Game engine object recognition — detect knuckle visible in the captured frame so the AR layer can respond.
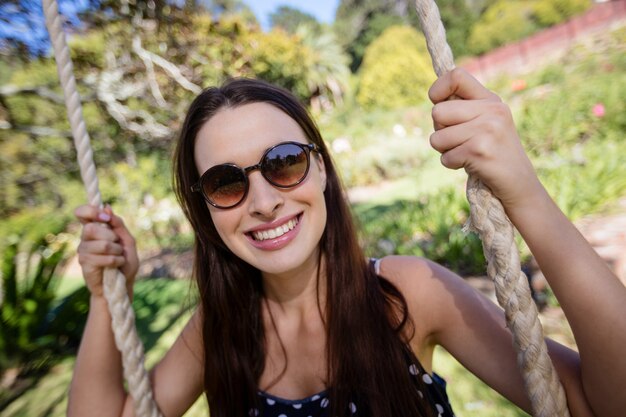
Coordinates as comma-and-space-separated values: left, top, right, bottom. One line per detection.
427, 86, 435, 103
490, 92, 503, 102
449, 67, 465, 85
482, 117, 501, 135
107, 255, 119, 267
83, 222, 96, 237
431, 104, 443, 122
491, 102, 510, 118
430, 132, 446, 153
80, 224, 89, 239
471, 139, 490, 158
429, 133, 438, 151
440, 153, 454, 169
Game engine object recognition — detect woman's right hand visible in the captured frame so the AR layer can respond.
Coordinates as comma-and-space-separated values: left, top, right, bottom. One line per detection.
74, 204, 139, 297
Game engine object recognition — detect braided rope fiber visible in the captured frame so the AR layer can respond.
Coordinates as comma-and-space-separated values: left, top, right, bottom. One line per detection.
42, 1, 162, 416
413, 1, 570, 416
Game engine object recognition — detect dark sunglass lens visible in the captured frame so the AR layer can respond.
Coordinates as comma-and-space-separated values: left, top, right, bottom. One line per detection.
202, 165, 246, 207
263, 144, 308, 187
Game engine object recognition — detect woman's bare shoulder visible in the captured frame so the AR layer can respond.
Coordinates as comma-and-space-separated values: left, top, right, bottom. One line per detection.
375, 256, 458, 345
376, 255, 452, 300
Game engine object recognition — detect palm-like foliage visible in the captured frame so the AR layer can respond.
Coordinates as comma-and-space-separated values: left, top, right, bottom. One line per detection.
296, 25, 351, 112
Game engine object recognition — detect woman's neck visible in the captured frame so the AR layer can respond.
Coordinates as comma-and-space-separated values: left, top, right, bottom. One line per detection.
261, 253, 327, 318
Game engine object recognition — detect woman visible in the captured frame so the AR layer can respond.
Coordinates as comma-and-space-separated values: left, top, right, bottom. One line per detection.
69, 69, 626, 417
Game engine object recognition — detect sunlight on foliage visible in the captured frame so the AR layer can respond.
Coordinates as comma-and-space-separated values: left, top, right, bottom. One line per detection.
357, 25, 436, 109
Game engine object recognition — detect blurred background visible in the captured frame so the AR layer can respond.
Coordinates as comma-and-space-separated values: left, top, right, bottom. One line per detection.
1, 0, 625, 415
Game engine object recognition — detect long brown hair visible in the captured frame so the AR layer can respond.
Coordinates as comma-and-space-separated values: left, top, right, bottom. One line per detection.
173, 78, 436, 417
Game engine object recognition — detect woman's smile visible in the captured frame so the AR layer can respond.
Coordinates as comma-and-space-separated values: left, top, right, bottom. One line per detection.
246, 212, 303, 250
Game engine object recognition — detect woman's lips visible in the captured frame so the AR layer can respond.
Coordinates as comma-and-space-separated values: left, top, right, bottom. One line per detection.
246, 213, 302, 251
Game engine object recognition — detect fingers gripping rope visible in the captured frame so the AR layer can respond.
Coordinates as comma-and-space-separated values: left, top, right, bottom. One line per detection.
42, 1, 162, 416
413, 1, 570, 416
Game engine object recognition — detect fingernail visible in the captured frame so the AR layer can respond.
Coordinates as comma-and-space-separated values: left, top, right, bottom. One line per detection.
98, 212, 111, 222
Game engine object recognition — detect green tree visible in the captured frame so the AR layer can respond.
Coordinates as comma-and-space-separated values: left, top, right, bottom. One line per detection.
0, 10, 311, 216
334, 0, 478, 70
295, 26, 351, 111
468, 0, 539, 54
347, 12, 404, 72
334, 0, 412, 71
468, 0, 592, 55
533, 0, 590, 27
357, 25, 436, 109
269, 5, 321, 34
437, 0, 480, 58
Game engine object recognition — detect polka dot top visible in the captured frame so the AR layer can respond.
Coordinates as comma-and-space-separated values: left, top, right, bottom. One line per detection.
252, 360, 454, 417
247, 259, 455, 417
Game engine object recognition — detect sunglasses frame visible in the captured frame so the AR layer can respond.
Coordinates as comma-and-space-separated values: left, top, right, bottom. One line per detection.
191, 141, 320, 209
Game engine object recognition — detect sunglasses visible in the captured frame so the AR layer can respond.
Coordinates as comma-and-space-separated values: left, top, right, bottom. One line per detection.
191, 141, 320, 209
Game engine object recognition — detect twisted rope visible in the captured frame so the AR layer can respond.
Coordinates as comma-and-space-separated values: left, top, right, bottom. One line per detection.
414, 1, 570, 416
42, 1, 162, 416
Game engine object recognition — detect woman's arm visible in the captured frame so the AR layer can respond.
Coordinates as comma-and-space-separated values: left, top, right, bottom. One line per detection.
68, 294, 128, 417
423, 68, 626, 416
68, 205, 138, 417
505, 183, 626, 417
69, 206, 204, 417
382, 255, 594, 416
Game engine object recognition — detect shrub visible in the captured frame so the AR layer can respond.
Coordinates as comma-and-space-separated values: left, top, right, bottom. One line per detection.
355, 188, 486, 275
468, 0, 592, 55
357, 26, 436, 110
0, 209, 72, 372
248, 30, 312, 101
533, 0, 591, 27
96, 155, 191, 253
516, 48, 625, 156
537, 138, 626, 220
69, 31, 107, 69
468, 0, 538, 55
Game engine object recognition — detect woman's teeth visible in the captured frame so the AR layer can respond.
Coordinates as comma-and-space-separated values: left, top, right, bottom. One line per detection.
252, 218, 298, 241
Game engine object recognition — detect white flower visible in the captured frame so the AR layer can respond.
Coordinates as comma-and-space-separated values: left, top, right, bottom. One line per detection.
332, 137, 352, 154
393, 124, 406, 138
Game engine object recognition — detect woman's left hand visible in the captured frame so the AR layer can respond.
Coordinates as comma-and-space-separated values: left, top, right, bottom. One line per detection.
428, 68, 543, 212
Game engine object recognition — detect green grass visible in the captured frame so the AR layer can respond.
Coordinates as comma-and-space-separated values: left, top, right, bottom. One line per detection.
434, 347, 528, 416
348, 156, 467, 206
1, 278, 201, 417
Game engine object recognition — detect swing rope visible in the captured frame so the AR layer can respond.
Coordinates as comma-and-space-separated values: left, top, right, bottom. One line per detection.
414, 1, 570, 416
42, 0, 569, 415
42, 1, 161, 416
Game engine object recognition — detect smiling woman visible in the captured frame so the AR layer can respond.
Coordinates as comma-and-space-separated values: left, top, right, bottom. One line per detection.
170, 78, 454, 417
40, 0, 626, 415
68, 74, 626, 417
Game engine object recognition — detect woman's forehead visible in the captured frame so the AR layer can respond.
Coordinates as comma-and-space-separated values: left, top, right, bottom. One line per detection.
194, 102, 307, 168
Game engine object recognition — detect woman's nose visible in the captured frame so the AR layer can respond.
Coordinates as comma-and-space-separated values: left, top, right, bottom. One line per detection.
246, 171, 284, 217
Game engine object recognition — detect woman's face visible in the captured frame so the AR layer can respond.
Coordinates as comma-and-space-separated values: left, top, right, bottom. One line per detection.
194, 102, 327, 278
